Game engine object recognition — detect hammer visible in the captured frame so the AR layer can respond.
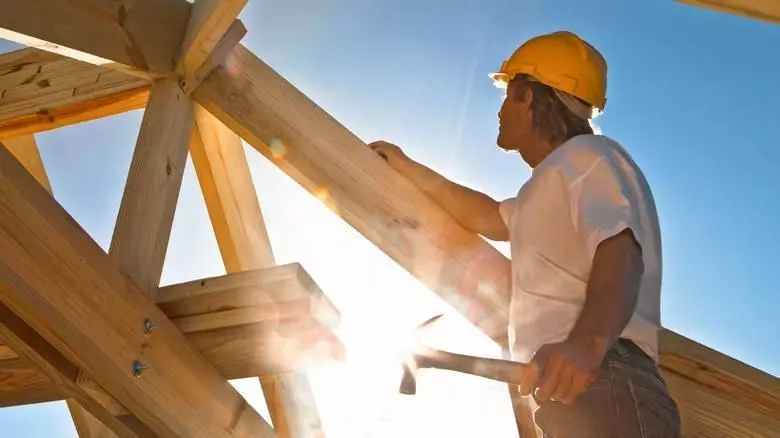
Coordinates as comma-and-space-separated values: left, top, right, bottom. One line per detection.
399, 315, 528, 395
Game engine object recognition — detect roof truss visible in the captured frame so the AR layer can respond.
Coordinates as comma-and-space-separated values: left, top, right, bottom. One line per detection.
0, 1, 777, 437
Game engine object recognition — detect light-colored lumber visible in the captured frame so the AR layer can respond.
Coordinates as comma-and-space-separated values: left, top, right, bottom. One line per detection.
0, 135, 51, 194
0, 0, 190, 78
177, 0, 248, 92
68, 76, 195, 438
664, 370, 780, 437
659, 329, 780, 421
677, 0, 780, 24
108, 78, 194, 297
181, 21, 247, 95
0, 304, 152, 438
0, 355, 63, 407
0, 266, 343, 409
0, 108, 274, 437
0, 131, 132, 437
0, 48, 149, 139
191, 106, 327, 437
0, 344, 18, 361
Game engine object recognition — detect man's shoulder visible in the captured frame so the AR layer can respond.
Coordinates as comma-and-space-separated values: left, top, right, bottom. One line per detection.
542, 134, 633, 180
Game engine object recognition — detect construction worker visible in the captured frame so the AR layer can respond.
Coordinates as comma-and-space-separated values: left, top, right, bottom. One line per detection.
369, 31, 681, 437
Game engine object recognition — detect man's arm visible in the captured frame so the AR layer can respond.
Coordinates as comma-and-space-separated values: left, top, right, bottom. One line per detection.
519, 228, 644, 404
369, 141, 508, 241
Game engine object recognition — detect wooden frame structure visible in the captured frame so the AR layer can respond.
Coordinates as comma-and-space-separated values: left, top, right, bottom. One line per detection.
0, 1, 777, 437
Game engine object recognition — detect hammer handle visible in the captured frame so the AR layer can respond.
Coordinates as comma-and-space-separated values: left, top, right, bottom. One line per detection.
416, 348, 527, 386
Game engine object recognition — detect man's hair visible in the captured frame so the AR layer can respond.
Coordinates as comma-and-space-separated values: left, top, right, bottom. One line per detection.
509, 74, 594, 144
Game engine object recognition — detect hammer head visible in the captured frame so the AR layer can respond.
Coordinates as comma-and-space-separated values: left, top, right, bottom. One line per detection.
397, 314, 441, 395
399, 362, 417, 395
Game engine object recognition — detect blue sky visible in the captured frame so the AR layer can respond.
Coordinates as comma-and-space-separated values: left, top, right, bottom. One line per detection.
2, 0, 779, 436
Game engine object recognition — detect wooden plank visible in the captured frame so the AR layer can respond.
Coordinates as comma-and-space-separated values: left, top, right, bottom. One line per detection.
177, 0, 248, 91
659, 329, 780, 421
1, 267, 343, 409
157, 263, 340, 331
663, 371, 780, 437
0, 343, 19, 361
108, 77, 193, 297
181, 21, 247, 95
0, 111, 274, 437
0, 304, 153, 438
0, 48, 149, 139
67, 75, 196, 438
677, 0, 780, 24
0, 129, 133, 437
191, 105, 327, 437
190, 107, 275, 271
0, 0, 191, 78
1, 135, 52, 194
0, 356, 63, 407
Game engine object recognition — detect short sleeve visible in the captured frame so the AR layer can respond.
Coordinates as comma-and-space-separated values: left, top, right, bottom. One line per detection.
569, 157, 643, 258
498, 197, 516, 227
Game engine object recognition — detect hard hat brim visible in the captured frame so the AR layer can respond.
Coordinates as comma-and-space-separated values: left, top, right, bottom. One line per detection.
488, 72, 510, 88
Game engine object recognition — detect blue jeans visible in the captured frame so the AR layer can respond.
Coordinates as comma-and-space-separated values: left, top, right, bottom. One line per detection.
531, 339, 681, 437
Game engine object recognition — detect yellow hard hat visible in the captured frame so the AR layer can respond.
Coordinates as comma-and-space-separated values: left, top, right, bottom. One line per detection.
489, 31, 607, 111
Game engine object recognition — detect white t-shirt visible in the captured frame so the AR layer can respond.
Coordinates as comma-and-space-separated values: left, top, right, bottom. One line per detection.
499, 134, 662, 363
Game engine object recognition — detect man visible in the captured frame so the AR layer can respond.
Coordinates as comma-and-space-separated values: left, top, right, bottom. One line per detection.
369, 31, 681, 437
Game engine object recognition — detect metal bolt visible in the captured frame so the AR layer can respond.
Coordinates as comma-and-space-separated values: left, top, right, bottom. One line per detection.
142, 318, 158, 333
132, 360, 150, 377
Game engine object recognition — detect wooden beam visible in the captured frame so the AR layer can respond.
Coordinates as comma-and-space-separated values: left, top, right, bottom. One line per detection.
177, 0, 248, 92
677, 0, 780, 24
191, 105, 327, 437
109, 77, 193, 297
1, 266, 343, 408
0, 355, 63, 407
0, 305, 154, 438
181, 21, 247, 95
68, 75, 195, 438
0, 135, 52, 192
0, 48, 149, 139
193, 44, 780, 436
0, 97, 274, 437
659, 329, 780, 421
0, 0, 191, 78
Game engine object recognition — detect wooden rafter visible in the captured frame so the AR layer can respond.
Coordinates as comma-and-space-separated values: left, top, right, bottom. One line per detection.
0, 128, 274, 437
177, 0, 248, 93
0, 48, 149, 139
0, 0, 191, 78
191, 106, 326, 437
2, 265, 343, 409
677, 0, 780, 24
67, 76, 196, 437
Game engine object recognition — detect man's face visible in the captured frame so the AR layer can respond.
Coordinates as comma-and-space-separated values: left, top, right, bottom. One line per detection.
496, 81, 534, 162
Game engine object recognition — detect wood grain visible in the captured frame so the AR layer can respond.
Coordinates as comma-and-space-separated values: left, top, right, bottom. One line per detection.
0, 48, 149, 139
1, 267, 343, 408
1, 135, 52, 193
0, 356, 62, 407
177, 0, 248, 84
0, 117, 274, 437
108, 78, 193, 297
0, 0, 191, 78
192, 105, 328, 437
